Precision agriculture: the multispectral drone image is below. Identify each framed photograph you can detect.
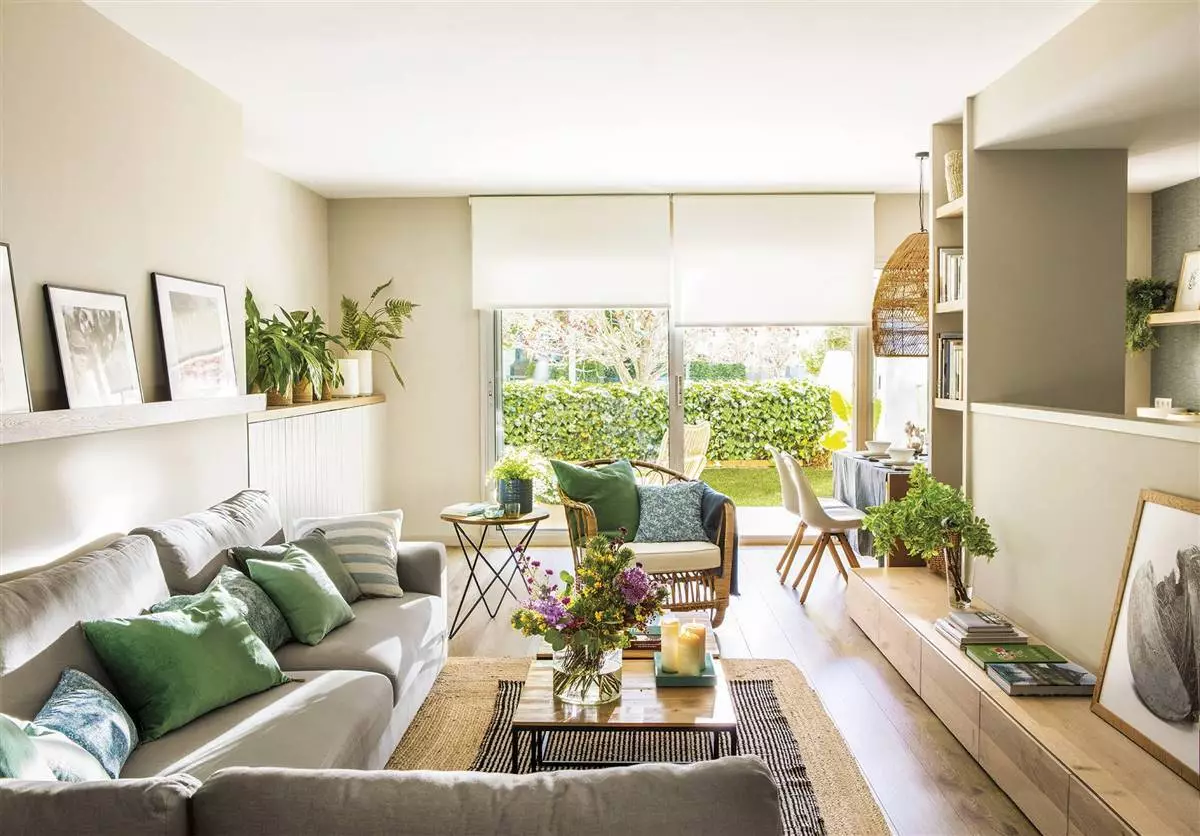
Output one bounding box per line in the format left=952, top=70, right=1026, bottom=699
left=44, top=285, right=143, bottom=408
left=152, top=273, right=237, bottom=400
left=0, top=243, right=31, bottom=414
left=1093, top=489, right=1199, bottom=788
left=1174, top=250, right=1200, bottom=312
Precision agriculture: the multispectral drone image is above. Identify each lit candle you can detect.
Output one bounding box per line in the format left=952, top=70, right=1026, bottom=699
left=660, top=616, right=680, bottom=673
left=677, top=623, right=707, bottom=677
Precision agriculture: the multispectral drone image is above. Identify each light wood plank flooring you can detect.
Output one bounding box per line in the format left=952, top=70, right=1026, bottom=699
left=446, top=543, right=1036, bottom=836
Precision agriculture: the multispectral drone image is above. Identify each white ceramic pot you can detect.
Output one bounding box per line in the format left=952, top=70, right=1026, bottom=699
left=350, top=349, right=374, bottom=395
left=334, top=358, right=360, bottom=398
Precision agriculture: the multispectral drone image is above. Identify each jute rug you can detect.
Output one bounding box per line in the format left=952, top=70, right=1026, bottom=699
left=388, top=658, right=888, bottom=836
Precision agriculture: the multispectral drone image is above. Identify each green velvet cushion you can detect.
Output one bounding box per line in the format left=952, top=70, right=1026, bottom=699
left=150, top=565, right=293, bottom=651
left=552, top=459, right=640, bottom=537
left=246, top=551, right=355, bottom=645
left=232, top=534, right=361, bottom=604
left=82, top=589, right=288, bottom=742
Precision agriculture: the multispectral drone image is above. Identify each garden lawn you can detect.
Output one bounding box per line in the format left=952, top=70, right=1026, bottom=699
left=700, top=465, right=833, bottom=508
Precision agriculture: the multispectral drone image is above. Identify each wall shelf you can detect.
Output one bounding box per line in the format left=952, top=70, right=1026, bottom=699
left=935, top=196, right=964, bottom=219
left=0, top=394, right=265, bottom=446
left=934, top=398, right=966, bottom=412
left=247, top=394, right=385, bottom=424
left=1147, top=309, right=1200, bottom=327
left=935, top=299, right=965, bottom=314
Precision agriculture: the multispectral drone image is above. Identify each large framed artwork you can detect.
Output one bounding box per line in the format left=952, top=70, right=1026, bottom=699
left=44, top=285, right=143, bottom=408
left=1093, top=489, right=1200, bottom=788
left=1174, top=250, right=1200, bottom=312
left=0, top=243, right=31, bottom=414
left=152, top=273, right=237, bottom=400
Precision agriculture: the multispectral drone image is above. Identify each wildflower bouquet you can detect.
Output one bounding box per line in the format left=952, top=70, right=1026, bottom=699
left=512, top=533, right=668, bottom=704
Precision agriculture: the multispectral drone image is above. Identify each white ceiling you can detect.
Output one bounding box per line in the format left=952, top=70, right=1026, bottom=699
left=88, top=0, right=1099, bottom=198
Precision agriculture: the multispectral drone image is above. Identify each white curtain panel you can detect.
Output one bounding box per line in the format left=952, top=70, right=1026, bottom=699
left=470, top=195, right=672, bottom=309
left=671, top=194, right=876, bottom=326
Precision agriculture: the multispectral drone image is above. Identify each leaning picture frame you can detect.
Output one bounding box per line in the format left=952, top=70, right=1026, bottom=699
left=44, top=285, right=143, bottom=408
left=1092, top=489, right=1200, bottom=788
left=1174, top=250, right=1200, bottom=312
left=0, top=243, right=32, bottom=413
left=152, top=273, right=238, bottom=400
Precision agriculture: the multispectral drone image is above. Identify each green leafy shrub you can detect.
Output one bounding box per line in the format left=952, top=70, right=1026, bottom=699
left=687, top=361, right=746, bottom=380
left=501, top=379, right=833, bottom=465
left=1125, top=278, right=1174, bottom=352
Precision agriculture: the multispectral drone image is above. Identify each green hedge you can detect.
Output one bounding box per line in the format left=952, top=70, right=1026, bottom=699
left=501, top=379, right=833, bottom=465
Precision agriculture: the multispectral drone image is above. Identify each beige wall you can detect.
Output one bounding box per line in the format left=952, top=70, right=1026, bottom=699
left=243, top=161, right=331, bottom=320
left=0, top=1, right=327, bottom=573
left=971, top=410, right=1199, bottom=671
left=327, top=198, right=477, bottom=540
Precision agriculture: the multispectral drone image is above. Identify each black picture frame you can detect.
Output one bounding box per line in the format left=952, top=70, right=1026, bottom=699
left=0, top=242, right=32, bottom=414
left=44, top=284, right=143, bottom=408
left=151, top=272, right=238, bottom=400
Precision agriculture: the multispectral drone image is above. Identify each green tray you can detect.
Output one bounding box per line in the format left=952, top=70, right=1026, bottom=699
left=653, top=652, right=717, bottom=687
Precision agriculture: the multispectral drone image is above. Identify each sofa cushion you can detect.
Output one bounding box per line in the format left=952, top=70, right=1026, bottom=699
left=8, top=716, right=111, bottom=782
left=120, top=670, right=392, bottom=780
left=83, top=589, right=289, bottom=741
left=34, top=668, right=138, bottom=778
left=626, top=541, right=722, bottom=574
left=131, top=490, right=283, bottom=594
left=0, top=773, right=199, bottom=836
left=552, top=459, right=641, bottom=536
left=232, top=534, right=361, bottom=604
left=191, top=756, right=782, bottom=836
left=151, top=565, right=293, bottom=652
left=634, top=482, right=709, bottom=543
left=246, top=553, right=355, bottom=645
left=292, top=510, right=404, bottom=598
left=272, top=594, right=445, bottom=704
left=0, top=536, right=169, bottom=719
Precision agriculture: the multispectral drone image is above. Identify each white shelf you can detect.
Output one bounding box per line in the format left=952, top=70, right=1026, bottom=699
left=934, top=398, right=966, bottom=412
left=0, top=394, right=265, bottom=446
left=247, top=394, right=385, bottom=424
left=1147, top=309, right=1200, bottom=327
left=935, top=299, right=965, bottom=314
left=973, top=402, right=1200, bottom=444
left=935, top=196, right=964, bottom=219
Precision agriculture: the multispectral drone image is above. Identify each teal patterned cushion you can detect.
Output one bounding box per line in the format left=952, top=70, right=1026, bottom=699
left=633, top=482, right=709, bottom=543
left=151, top=565, right=292, bottom=651
left=1, top=713, right=109, bottom=782
left=34, top=668, right=138, bottom=778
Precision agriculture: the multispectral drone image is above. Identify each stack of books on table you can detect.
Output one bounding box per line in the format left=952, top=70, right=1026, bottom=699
left=934, top=609, right=1027, bottom=647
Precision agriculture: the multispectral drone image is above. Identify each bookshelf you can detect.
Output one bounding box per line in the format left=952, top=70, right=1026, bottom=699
left=934, top=196, right=964, bottom=219
left=934, top=398, right=965, bottom=412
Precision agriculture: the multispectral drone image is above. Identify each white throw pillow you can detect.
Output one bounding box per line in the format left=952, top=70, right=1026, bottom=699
left=292, top=510, right=404, bottom=598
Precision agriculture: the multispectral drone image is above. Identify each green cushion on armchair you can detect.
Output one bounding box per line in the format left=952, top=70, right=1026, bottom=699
left=551, top=459, right=640, bottom=537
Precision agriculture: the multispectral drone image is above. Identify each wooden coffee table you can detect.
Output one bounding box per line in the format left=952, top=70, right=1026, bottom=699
left=510, top=657, right=738, bottom=772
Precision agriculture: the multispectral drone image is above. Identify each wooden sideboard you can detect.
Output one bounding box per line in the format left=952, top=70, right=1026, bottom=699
left=847, top=568, right=1199, bottom=836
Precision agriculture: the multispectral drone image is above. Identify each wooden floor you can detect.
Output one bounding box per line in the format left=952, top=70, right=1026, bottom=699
left=446, top=543, right=1036, bottom=836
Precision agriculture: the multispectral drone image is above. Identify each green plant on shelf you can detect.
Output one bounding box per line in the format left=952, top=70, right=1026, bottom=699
left=863, top=464, right=997, bottom=562
left=279, top=307, right=342, bottom=396
left=1125, top=278, right=1175, bottom=353
left=339, top=279, right=417, bottom=386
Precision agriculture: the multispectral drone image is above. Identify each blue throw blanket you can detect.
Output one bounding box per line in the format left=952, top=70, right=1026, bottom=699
left=700, top=484, right=739, bottom=595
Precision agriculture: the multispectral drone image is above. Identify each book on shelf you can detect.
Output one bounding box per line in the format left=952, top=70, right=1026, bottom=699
left=987, top=662, right=1096, bottom=696
left=935, top=617, right=1027, bottom=647
left=938, top=248, right=965, bottom=303
left=964, top=644, right=1067, bottom=669
left=948, top=610, right=1012, bottom=631
left=937, top=332, right=964, bottom=400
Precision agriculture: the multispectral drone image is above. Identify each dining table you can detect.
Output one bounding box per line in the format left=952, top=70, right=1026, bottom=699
left=831, top=450, right=925, bottom=566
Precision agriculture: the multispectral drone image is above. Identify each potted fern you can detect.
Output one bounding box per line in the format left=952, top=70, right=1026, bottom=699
left=863, top=464, right=997, bottom=609
left=339, top=280, right=416, bottom=395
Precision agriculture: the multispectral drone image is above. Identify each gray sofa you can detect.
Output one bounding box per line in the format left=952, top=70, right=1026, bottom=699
left=0, top=490, right=784, bottom=835
left=0, top=490, right=448, bottom=778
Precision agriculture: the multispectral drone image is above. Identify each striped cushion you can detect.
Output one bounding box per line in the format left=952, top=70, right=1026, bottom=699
left=292, top=511, right=404, bottom=598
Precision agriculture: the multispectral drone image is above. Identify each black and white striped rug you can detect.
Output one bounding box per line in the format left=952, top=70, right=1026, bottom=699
left=470, top=679, right=825, bottom=836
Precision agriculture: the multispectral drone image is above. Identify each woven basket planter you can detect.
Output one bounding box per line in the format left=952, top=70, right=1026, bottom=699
left=265, top=385, right=292, bottom=407
left=320, top=381, right=334, bottom=401
left=293, top=378, right=314, bottom=404
left=926, top=553, right=946, bottom=577
left=944, top=150, right=963, bottom=202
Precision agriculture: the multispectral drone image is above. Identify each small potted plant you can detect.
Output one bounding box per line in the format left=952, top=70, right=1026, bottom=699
left=489, top=448, right=541, bottom=515
left=512, top=534, right=668, bottom=704
left=864, top=464, right=997, bottom=609
left=1125, top=278, right=1174, bottom=353
left=246, top=291, right=299, bottom=407
left=339, top=280, right=416, bottom=395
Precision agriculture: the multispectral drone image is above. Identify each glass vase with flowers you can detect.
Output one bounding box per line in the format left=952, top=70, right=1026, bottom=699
left=512, top=533, right=668, bottom=705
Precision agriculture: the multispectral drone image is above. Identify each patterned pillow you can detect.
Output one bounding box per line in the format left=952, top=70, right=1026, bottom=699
left=1, top=713, right=110, bottom=782
left=34, top=668, right=138, bottom=779
left=293, top=511, right=404, bottom=598
left=633, top=482, right=710, bottom=543
left=150, top=565, right=292, bottom=651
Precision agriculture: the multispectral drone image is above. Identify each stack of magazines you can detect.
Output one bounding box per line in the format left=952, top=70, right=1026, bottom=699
left=987, top=662, right=1096, bottom=696
left=934, top=610, right=1027, bottom=647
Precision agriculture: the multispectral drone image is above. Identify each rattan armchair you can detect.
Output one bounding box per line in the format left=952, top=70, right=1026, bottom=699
left=559, top=459, right=736, bottom=627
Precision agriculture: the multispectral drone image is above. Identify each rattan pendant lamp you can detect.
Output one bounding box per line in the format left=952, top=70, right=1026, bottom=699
left=872, top=152, right=930, bottom=357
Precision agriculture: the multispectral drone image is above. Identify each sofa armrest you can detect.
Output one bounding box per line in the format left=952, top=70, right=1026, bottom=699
left=395, top=541, right=447, bottom=598
left=0, top=775, right=199, bottom=836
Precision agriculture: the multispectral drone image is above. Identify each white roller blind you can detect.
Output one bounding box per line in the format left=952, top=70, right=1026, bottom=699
left=471, top=196, right=671, bottom=309
left=672, top=194, right=876, bottom=325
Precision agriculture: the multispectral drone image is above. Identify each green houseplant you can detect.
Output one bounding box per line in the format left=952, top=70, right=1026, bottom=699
left=490, top=448, right=543, bottom=515
left=246, top=290, right=299, bottom=406
left=1125, top=278, right=1174, bottom=353
left=864, top=464, right=997, bottom=608
left=339, top=280, right=416, bottom=394
left=278, top=308, right=342, bottom=403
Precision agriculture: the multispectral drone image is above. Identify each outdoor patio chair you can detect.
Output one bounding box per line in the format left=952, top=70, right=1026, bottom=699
left=652, top=421, right=712, bottom=481
left=560, top=459, right=736, bottom=626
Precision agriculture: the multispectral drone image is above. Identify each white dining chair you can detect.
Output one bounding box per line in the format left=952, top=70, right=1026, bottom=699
left=781, top=452, right=865, bottom=603
left=768, top=445, right=850, bottom=579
